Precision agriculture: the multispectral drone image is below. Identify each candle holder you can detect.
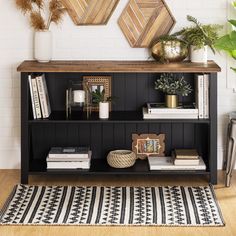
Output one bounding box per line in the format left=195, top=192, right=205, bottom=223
left=66, top=80, right=91, bottom=119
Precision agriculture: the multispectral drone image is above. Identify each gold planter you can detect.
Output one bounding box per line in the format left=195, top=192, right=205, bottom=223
left=166, top=95, right=178, bottom=108
left=151, top=40, right=188, bottom=63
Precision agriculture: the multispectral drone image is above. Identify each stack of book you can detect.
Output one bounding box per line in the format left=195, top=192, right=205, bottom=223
left=143, top=103, right=198, bottom=119
left=195, top=74, right=209, bottom=119
left=28, top=74, right=51, bottom=119
left=173, top=149, right=201, bottom=166
left=46, top=147, right=92, bottom=170
left=148, top=149, right=206, bottom=170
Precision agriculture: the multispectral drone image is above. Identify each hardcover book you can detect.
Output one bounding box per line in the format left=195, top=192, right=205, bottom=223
left=174, top=149, right=199, bottom=159
left=148, top=156, right=206, bottom=170
left=49, top=147, right=91, bottom=159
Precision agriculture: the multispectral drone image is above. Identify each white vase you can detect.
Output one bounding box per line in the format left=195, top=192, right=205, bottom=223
left=190, top=45, right=207, bottom=63
left=99, top=102, right=109, bottom=119
left=34, top=30, right=52, bottom=63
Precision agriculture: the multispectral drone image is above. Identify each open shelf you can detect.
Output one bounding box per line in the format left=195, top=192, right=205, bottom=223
left=29, top=159, right=210, bottom=176
left=28, top=111, right=210, bottom=124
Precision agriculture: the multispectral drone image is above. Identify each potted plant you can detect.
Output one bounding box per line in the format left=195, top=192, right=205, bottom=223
left=155, top=73, right=192, bottom=108
left=215, top=1, right=236, bottom=72
left=175, top=15, right=221, bottom=63
left=16, top=0, right=66, bottom=63
left=92, top=89, right=114, bottom=119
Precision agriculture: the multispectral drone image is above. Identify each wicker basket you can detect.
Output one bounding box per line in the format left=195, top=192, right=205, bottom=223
left=107, top=150, right=136, bottom=168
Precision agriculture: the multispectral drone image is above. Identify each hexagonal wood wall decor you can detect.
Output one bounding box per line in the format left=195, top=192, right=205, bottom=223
left=118, top=0, right=176, bottom=48
left=62, top=0, right=120, bottom=25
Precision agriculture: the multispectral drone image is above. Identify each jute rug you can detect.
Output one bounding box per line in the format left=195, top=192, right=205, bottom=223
left=0, top=184, right=224, bottom=226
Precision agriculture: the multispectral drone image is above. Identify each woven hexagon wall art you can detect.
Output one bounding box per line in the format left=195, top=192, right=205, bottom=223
left=61, top=0, right=120, bottom=25
left=118, top=0, right=176, bottom=48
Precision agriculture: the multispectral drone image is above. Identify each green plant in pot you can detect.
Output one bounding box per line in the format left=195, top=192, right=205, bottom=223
left=214, top=1, right=236, bottom=72
left=175, top=15, right=222, bottom=63
left=155, top=73, right=192, bottom=108
left=92, top=89, right=114, bottom=119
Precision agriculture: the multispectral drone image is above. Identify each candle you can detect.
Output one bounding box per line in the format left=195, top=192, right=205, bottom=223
left=73, top=90, right=85, bottom=103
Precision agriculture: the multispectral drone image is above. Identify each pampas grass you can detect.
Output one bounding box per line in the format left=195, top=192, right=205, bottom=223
left=15, top=0, right=66, bottom=30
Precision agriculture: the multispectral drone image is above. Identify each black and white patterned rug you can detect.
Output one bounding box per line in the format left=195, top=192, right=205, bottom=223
left=0, top=184, right=224, bottom=226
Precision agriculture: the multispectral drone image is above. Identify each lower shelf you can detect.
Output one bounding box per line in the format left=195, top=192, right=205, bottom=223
left=29, top=159, right=210, bottom=176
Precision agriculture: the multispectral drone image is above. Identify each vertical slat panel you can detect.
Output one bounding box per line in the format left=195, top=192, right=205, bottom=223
left=148, top=123, right=161, bottom=134
left=183, top=123, right=195, bottom=148
left=125, top=123, right=137, bottom=149
left=171, top=123, right=184, bottom=149
left=160, top=123, right=172, bottom=155
left=78, top=124, right=90, bottom=146
left=90, top=124, right=102, bottom=159
left=102, top=124, right=114, bottom=156
left=55, top=124, right=68, bottom=147
left=125, top=74, right=137, bottom=110
left=113, top=73, right=125, bottom=111
left=114, top=124, right=125, bottom=149
left=137, top=124, right=149, bottom=134
left=136, top=73, right=149, bottom=110
left=67, top=124, right=79, bottom=146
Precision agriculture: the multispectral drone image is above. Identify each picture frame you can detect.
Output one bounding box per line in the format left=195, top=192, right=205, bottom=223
left=132, top=134, right=165, bottom=159
left=83, top=76, right=112, bottom=111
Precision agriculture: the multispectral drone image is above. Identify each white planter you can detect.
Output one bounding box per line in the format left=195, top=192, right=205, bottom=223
left=34, top=30, right=52, bottom=63
left=190, top=45, right=207, bottom=63
left=99, top=102, right=109, bottom=119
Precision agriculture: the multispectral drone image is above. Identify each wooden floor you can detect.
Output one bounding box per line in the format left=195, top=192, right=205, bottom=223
left=0, top=171, right=236, bottom=236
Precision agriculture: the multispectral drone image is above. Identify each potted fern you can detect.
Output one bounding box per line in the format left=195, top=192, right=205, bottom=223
left=175, top=15, right=221, bottom=63
left=16, top=0, right=66, bottom=63
left=155, top=73, right=192, bottom=108
left=92, top=89, right=114, bottom=119
left=215, top=1, right=236, bottom=72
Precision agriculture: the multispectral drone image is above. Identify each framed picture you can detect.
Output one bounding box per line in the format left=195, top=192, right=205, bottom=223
left=132, top=134, right=165, bottom=159
left=83, top=76, right=112, bottom=111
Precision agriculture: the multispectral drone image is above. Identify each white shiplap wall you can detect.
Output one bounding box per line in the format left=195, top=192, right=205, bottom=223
left=0, top=0, right=234, bottom=169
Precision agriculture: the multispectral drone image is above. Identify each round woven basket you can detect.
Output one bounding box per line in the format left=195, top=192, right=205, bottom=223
left=107, top=150, right=136, bottom=168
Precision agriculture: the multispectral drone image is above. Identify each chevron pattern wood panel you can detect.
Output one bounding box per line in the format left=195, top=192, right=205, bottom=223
left=118, top=0, right=176, bottom=48
left=62, top=0, right=119, bottom=25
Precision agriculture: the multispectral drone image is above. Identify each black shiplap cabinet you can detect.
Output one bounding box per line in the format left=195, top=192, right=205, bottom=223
left=18, top=60, right=221, bottom=184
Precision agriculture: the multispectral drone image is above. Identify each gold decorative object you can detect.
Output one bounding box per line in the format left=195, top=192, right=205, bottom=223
left=83, top=76, right=112, bottom=111
left=107, top=150, right=136, bottom=168
left=132, top=134, right=165, bottom=159
left=61, top=0, right=119, bottom=25
left=151, top=40, right=188, bottom=62
left=118, top=0, right=175, bottom=48
left=165, top=94, right=178, bottom=108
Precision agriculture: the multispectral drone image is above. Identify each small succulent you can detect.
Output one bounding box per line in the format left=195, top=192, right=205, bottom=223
left=92, top=89, right=113, bottom=103
left=155, top=73, right=192, bottom=96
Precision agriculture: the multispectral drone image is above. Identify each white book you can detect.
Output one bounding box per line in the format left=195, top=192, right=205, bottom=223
left=147, top=103, right=198, bottom=114
left=31, top=77, right=42, bottom=119
left=28, top=75, right=36, bottom=119
left=143, top=108, right=198, bottom=119
left=36, top=75, right=51, bottom=118
left=148, top=156, right=206, bottom=170
left=195, top=74, right=204, bottom=119
left=47, top=151, right=92, bottom=162
left=49, top=147, right=91, bottom=159
left=41, top=74, right=51, bottom=117
left=203, top=74, right=209, bottom=119
left=174, top=158, right=200, bottom=165
left=47, top=161, right=90, bottom=169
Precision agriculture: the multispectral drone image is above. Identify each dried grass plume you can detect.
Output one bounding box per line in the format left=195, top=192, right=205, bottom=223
left=15, top=0, right=66, bottom=30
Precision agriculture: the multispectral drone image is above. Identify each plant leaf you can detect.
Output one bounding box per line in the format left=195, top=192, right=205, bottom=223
left=214, top=31, right=236, bottom=51
left=231, top=67, right=236, bottom=73
left=229, top=19, right=236, bottom=27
